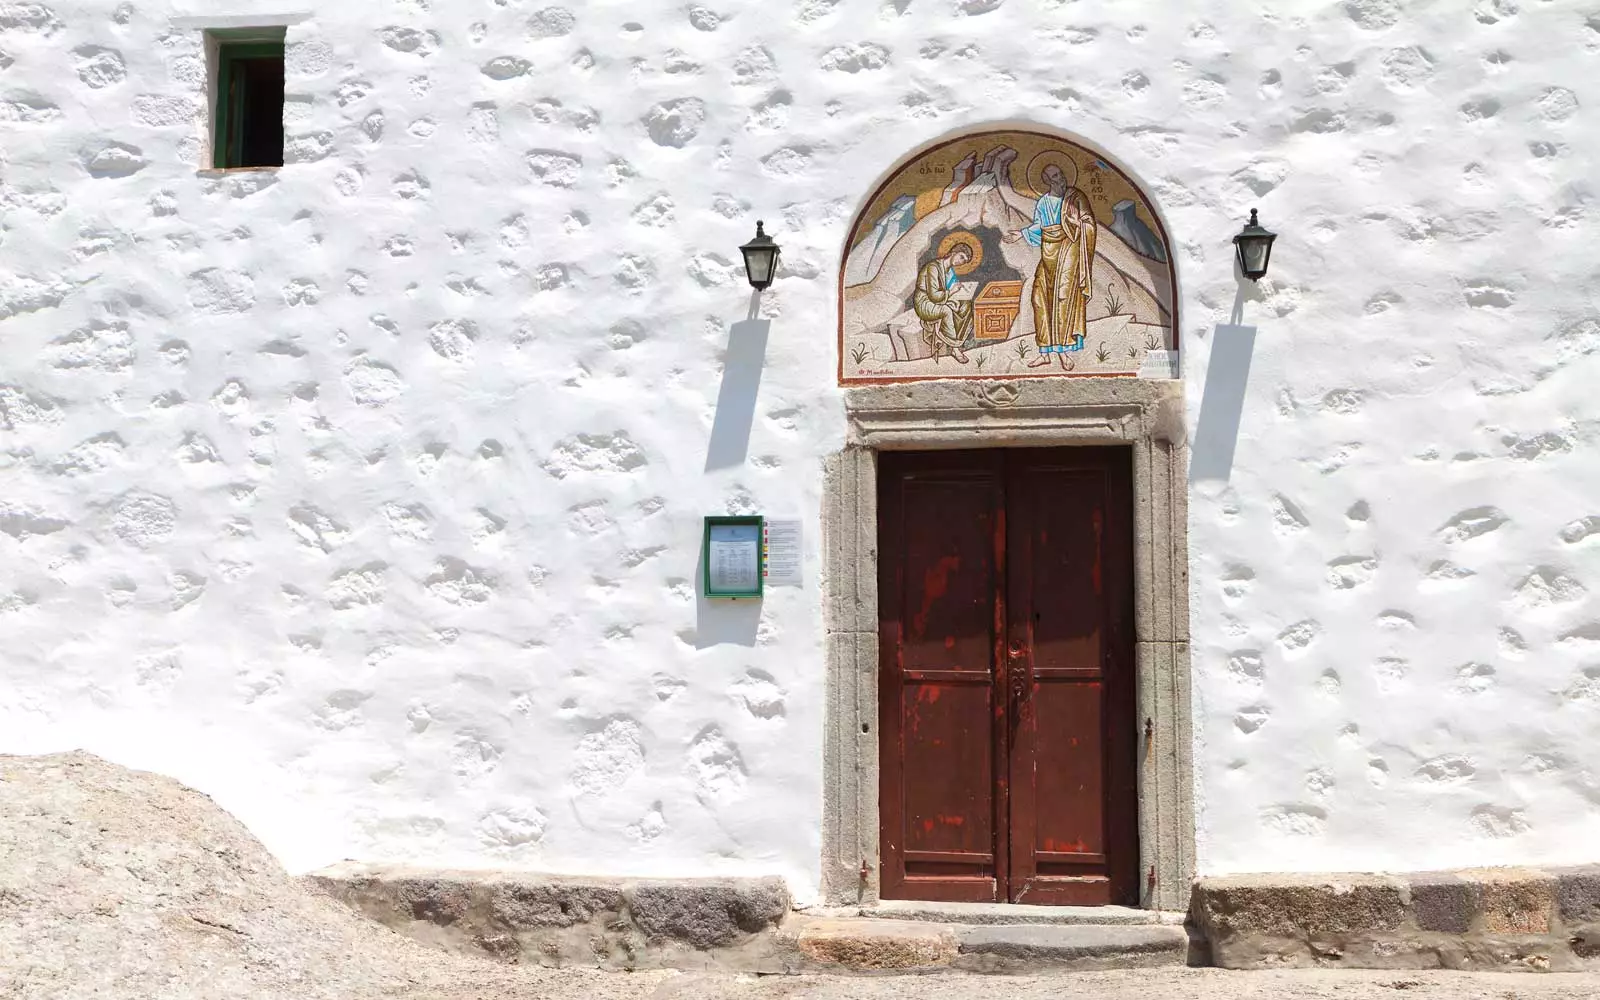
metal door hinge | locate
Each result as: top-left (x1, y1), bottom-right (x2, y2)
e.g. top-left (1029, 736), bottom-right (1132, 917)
top-left (859, 858), bottom-right (873, 882)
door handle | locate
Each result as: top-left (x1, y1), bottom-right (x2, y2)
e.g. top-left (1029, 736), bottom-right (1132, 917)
top-left (1008, 656), bottom-right (1031, 738)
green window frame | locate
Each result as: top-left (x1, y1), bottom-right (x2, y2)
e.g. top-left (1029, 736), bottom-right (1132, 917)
top-left (214, 41), bottom-right (284, 169)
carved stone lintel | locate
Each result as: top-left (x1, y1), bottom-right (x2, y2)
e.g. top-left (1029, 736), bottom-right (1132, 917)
top-left (844, 377), bottom-right (1182, 450)
top-left (974, 381), bottom-right (1020, 409)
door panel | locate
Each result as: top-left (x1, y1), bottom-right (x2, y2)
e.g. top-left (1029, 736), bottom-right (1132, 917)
top-left (898, 475), bottom-right (998, 675)
top-left (878, 447), bottom-right (1137, 907)
top-left (878, 451), bottom-right (1005, 902)
top-left (898, 680), bottom-right (993, 860)
top-left (1005, 452), bottom-right (1137, 905)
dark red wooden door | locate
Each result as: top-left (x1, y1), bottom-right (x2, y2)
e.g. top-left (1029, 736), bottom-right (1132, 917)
top-left (877, 447), bottom-right (1136, 906)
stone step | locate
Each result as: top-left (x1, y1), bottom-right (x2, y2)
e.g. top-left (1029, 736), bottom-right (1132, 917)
top-left (790, 917), bottom-right (959, 971)
top-left (952, 923), bottom-right (1192, 972)
top-left (852, 898), bottom-right (1186, 926)
top-left (786, 916), bottom-right (1192, 973)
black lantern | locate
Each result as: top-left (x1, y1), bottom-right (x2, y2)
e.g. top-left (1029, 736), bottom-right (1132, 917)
top-left (1232, 208), bottom-right (1277, 282)
top-left (740, 220), bottom-right (781, 290)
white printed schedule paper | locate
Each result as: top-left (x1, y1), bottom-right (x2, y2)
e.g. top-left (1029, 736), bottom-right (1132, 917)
top-left (707, 523), bottom-right (761, 593)
top-left (763, 519), bottom-right (803, 587)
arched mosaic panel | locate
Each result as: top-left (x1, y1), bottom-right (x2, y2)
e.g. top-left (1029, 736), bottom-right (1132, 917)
top-left (839, 129), bottom-right (1177, 383)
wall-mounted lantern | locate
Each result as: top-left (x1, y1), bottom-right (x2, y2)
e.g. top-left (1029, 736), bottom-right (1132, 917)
top-left (1232, 208), bottom-right (1277, 282)
top-left (740, 220), bottom-right (781, 290)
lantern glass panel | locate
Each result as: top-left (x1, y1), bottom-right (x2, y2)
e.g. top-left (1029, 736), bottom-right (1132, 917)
top-left (744, 247), bottom-right (777, 286)
top-left (1240, 239), bottom-right (1270, 275)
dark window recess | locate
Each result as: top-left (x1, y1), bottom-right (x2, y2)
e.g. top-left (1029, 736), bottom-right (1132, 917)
top-left (214, 42), bottom-right (284, 168)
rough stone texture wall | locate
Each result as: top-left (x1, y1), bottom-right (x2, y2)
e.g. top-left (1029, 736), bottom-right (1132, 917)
top-left (1192, 867), bottom-right (1600, 971)
top-left (308, 862), bottom-right (792, 970)
top-left (2, 0), bottom-right (1599, 897)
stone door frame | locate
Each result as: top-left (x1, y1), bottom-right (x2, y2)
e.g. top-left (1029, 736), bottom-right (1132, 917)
top-left (820, 377), bottom-right (1195, 911)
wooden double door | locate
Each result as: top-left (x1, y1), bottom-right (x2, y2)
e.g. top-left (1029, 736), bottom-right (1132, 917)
top-left (877, 447), bottom-right (1138, 906)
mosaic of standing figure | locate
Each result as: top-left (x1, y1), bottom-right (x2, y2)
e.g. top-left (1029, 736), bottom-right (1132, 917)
top-left (839, 130), bottom-right (1177, 382)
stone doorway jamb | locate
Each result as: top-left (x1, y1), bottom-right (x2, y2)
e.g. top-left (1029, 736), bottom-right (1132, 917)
top-left (820, 377), bottom-right (1194, 912)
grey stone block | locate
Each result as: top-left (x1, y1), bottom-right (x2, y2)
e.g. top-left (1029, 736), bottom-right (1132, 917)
top-left (1409, 872), bottom-right (1479, 933)
top-left (488, 879), bottom-right (624, 929)
top-left (1190, 874), bottom-right (1417, 969)
top-left (955, 923), bottom-right (1187, 964)
top-left (1193, 873), bottom-right (1408, 939)
top-left (1555, 865), bottom-right (1600, 924)
top-left (627, 876), bottom-right (789, 949)
top-left (1465, 868), bottom-right (1557, 934)
top-left (387, 876), bottom-right (476, 927)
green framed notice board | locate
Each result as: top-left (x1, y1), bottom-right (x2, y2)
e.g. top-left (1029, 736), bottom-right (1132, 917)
top-left (703, 516), bottom-right (764, 599)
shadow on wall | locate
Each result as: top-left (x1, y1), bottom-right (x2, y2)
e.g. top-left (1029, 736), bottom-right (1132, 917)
top-left (1189, 284), bottom-right (1259, 483)
top-left (705, 291), bottom-right (771, 472)
top-left (692, 542), bottom-right (761, 648)
top-left (1189, 324), bottom-right (1255, 483)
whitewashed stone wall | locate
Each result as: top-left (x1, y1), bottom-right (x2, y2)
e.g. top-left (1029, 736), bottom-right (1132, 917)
top-left (2, 0), bottom-right (1597, 898)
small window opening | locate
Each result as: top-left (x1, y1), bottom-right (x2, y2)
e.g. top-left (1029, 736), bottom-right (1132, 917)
top-left (213, 40), bottom-right (284, 168)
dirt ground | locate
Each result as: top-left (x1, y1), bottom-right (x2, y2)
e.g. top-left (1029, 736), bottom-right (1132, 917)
top-left (654, 968), bottom-right (1600, 1000)
top-left (3, 752), bottom-right (1598, 1000)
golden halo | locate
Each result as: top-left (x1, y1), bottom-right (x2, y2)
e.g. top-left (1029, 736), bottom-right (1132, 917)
top-left (936, 231), bottom-right (983, 275)
top-left (1023, 149), bottom-right (1080, 198)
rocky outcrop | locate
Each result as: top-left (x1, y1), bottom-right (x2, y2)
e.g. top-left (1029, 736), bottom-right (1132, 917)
top-left (0, 752), bottom-right (650, 999)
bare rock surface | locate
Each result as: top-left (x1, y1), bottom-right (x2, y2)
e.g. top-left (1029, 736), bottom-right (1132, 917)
top-left (0, 752), bottom-right (665, 999)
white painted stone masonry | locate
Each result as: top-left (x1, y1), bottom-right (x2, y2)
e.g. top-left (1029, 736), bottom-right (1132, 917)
top-left (2, 0), bottom-right (1599, 901)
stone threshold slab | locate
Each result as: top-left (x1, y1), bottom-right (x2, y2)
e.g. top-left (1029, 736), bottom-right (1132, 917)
top-left (788, 916), bottom-right (1191, 973)
top-left (952, 923), bottom-right (1191, 972)
top-left (838, 899), bottom-right (1187, 926)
